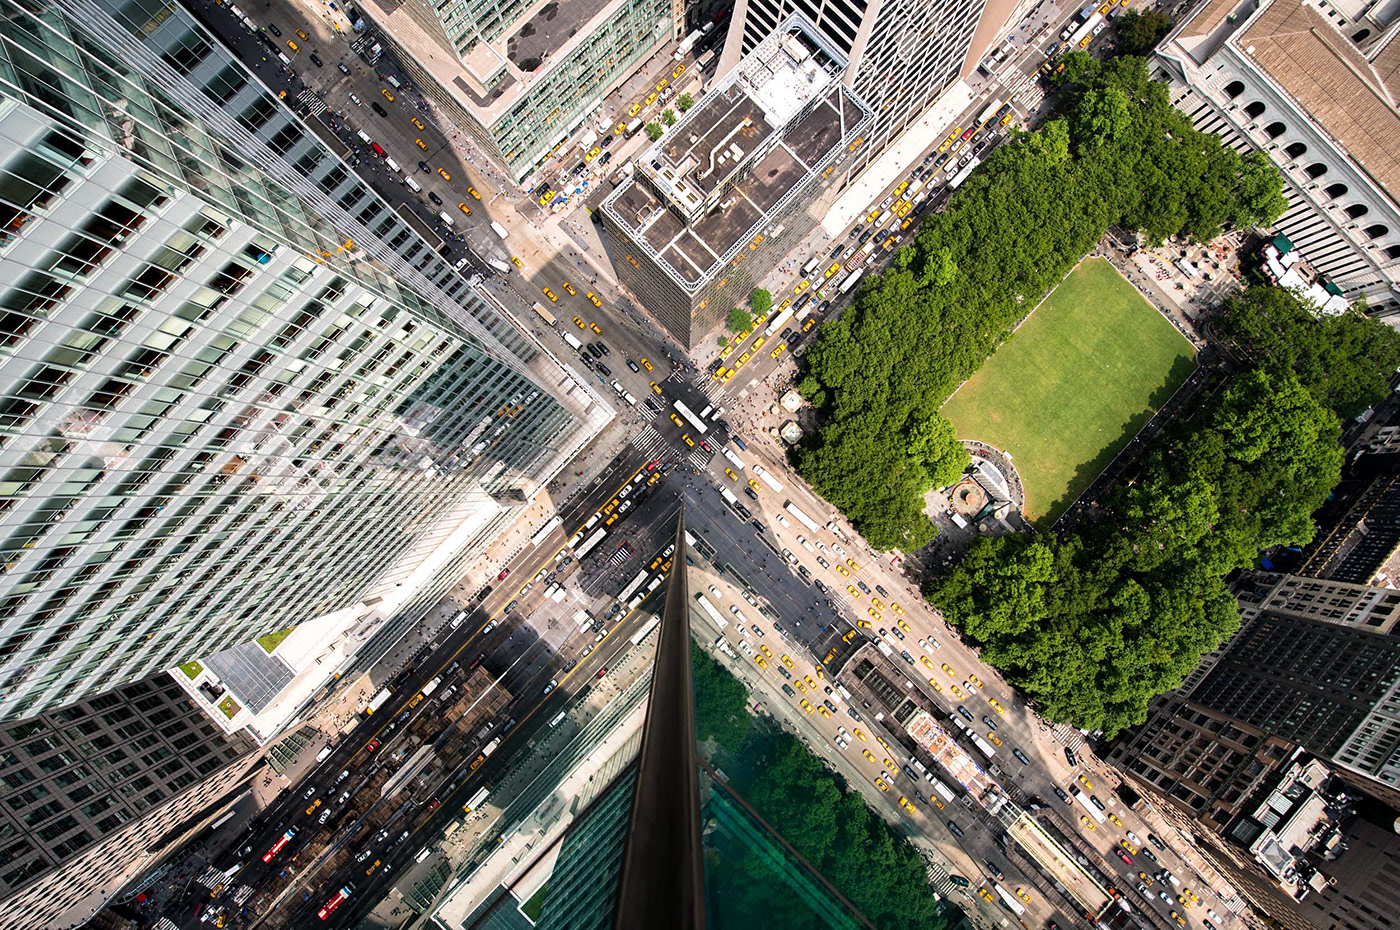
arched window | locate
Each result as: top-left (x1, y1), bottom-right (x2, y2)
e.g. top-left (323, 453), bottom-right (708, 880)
top-left (1353, 28), bottom-right (1372, 43)
top-left (1346, 203), bottom-right (1371, 219)
top-left (1325, 182), bottom-right (1349, 198)
top-left (1224, 80), bottom-right (1246, 99)
top-left (1305, 163), bottom-right (1328, 179)
top-left (1385, 245), bottom-right (1400, 260)
top-left (1283, 141), bottom-right (1307, 158)
top-left (1365, 223), bottom-right (1390, 239)
top-left (1265, 121), bottom-right (1287, 139)
top-left (1244, 101), bottom-right (1267, 118)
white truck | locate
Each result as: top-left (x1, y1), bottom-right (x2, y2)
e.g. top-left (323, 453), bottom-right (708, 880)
top-left (1068, 11), bottom-right (1104, 48)
top-left (489, 221), bottom-right (509, 239)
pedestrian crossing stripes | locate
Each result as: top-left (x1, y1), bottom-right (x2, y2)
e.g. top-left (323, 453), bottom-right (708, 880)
top-left (196, 866), bottom-right (224, 889)
top-left (1050, 721), bottom-right (1086, 751)
top-left (630, 424), bottom-right (667, 460)
top-left (687, 449), bottom-right (711, 470)
top-left (297, 89), bottom-right (327, 117)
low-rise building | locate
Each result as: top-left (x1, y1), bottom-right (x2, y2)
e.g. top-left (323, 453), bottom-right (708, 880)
top-left (602, 15), bottom-right (873, 345)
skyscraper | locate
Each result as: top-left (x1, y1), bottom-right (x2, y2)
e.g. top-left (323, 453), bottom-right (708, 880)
top-left (0, 0), bottom-right (598, 722)
top-left (0, 673), bottom-right (261, 930)
top-left (348, 0), bottom-right (676, 180)
top-left (718, 0), bottom-right (1006, 186)
top-left (1108, 572), bottom-right (1400, 815)
top-left (602, 15), bottom-right (873, 345)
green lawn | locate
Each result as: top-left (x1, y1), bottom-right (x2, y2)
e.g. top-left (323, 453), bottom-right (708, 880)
top-left (217, 695), bottom-right (241, 719)
top-left (520, 883), bottom-right (549, 922)
top-left (256, 626), bottom-right (295, 654)
top-left (942, 257), bottom-right (1195, 523)
top-left (178, 660), bottom-right (203, 680)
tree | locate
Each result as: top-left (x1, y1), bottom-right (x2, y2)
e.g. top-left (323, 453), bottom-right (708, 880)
top-left (728, 306), bottom-right (753, 333)
top-left (1232, 151), bottom-right (1289, 229)
top-left (1115, 9), bottom-right (1173, 56)
top-left (677, 92), bottom-right (694, 111)
top-left (662, 108), bottom-right (678, 126)
top-left (906, 413), bottom-right (969, 490)
top-left (750, 288), bottom-right (773, 317)
top-left (1218, 285), bottom-right (1400, 419)
top-left (645, 121), bottom-right (664, 140)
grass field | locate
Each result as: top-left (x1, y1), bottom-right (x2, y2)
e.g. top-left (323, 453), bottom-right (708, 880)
top-left (942, 257), bottom-right (1195, 524)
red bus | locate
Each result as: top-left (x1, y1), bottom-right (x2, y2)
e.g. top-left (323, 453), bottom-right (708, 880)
top-left (369, 142), bottom-right (386, 158)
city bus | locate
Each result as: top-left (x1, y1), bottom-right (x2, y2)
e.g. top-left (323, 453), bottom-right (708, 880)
top-left (532, 301), bottom-right (556, 326)
top-left (784, 502), bottom-right (821, 532)
top-left (629, 614), bottom-right (662, 645)
top-left (530, 516), bottom-right (563, 547)
top-left (574, 528), bottom-right (608, 558)
top-left (673, 399), bottom-right (709, 434)
top-left (365, 687), bottom-right (393, 715)
top-left (1070, 785), bottom-right (1105, 824)
top-left (694, 594), bottom-right (728, 630)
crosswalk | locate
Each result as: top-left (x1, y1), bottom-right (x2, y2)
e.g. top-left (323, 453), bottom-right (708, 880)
top-left (686, 448), bottom-right (711, 470)
top-left (631, 424), bottom-right (667, 460)
top-left (297, 89), bottom-right (327, 117)
top-left (920, 852), bottom-right (960, 897)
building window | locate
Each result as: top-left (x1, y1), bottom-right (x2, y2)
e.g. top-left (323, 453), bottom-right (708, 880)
top-left (1244, 101), bottom-right (1267, 119)
top-left (1283, 141), bottom-right (1307, 159)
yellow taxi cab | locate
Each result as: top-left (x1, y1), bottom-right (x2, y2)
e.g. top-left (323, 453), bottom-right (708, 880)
top-left (737, 352), bottom-right (750, 366)
top-left (882, 758), bottom-right (898, 775)
top-left (467, 187), bottom-right (481, 200)
top-left (586, 291), bottom-right (602, 307)
top-left (804, 675), bottom-right (817, 689)
top-left (901, 216), bottom-right (914, 230)
top-left (540, 189), bottom-right (556, 206)
top-left (800, 699), bottom-right (815, 714)
top-left (656, 78), bottom-right (668, 92)
top-left (572, 316), bottom-right (585, 328)
top-left (874, 777), bottom-right (890, 793)
top-left (896, 618), bottom-right (911, 633)
top-left (512, 256), bottom-right (525, 269)
top-left (415, 138), bottom-right (428, 150)
top-left (846, 558), bottom-right (859, 570)
top-left (585, 146), bottom-right (601, 162)
top-left (673, 63), bottom-right (686, 77)
top-left (794, 279), bottom-right (809, 294)
top-left (589, 322), bottom-right (602, 334)
top-left (825, 262), bottom-right (841, 278)
top-left (437, 167), bottom-right (451, 180)
top-left (1139, 872), bottom-right (1155, 886)
top-left (411, 116), bottom-right (426, 130)
top-left (928, 678), bottom-right (943, 693)
top-left (852, 727), bottom-right (867, 742)
top-left (756, 657), bottom-right (769, 670)
top-left (1170, 913), bottom-right (1186, 927)
top-left (894, 180), bottom-right (909, 196)
top-left (1079, 774), bottom-right (1093, 789)
top-left (562, 282), bottom-right (576, 296)
top-left (989, 697), bottom-right (1005, 714)
top-left (868, 608), bottom-right (881, 621)
top-left (987, 732), bottom-right (1002, 746)
top-left (836, 564), bottom-right (850, 576)
top-left (681, 434), bottom-right (694, 447)
top-left (1108, 813), bottom-right (1124, 827)
top-left (941, 663), bottom-right (956, 676)
top-left (287, 39), bottom-right (300, 52)
top-left (628, 102), bottom-right (642, 116)
top-left (670, 413), bottom-right (684, 428)
top-left (817, 705), bottom-right (832, 718)
top-left (778, 297), bottom-right (792, 312)
top-left (862, 748), bottom-right (877, 763)
top-left (1015, 888), bottom-right (1032, 904)
top-left (846, 585), bottom-right (860, 598)
top-left (458, 202), bottom-right (472, 216)
top-left (968, 674), bottom-right (983, 689)
top-left (748, 479), bottom-right (761, 492)
top-left (650, 381), bottom-right (663, 394)
top-left (978, 887), bottom-right (995, 903)
top-left (721, 369), bottom-right (735, 383)
top-left (724, 468), bottom-right (738, 482)
top-left (760, 644), bottom-right (772, 658)
top-left (856, 619), bottom-right (871, 629)
top-left (641, 358), bottom-right (654, 371)
top-left (542, 287), bottom-right (557, 302)
top-left (892, 603), bottom-right (905, 616)
top-left (645, 90), bottom-right (658, 105)
top-left (950, 684), bottom-right (966, 699)
top-left (366, 859), bottom-right (382, 875)
top-left (781, 654), bottom-right (795, 669)
top-left (306, 798), bottom-right (321, 815)
top-left (296, 28), bottom-right (310, 40)
top-left (1081, 816), bottom-right (1097, 831)
top-left (381, 88), bottom-right (394, 101)
top-left (872, 597), bottom-right (885, 610)
top-left (771, 344), bottom-right (786, 359)
top-left (794, 679), bottom-right (807, 694)
top-left (921, 656), bottom-right (936, 670)
top-left (899, 795), bottom-right (917, 813)
top-left (802, 318), bottom-right (816, 332)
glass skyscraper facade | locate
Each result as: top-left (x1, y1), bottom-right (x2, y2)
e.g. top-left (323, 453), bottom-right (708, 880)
top-left (0, 0), bottom-right (592, 722)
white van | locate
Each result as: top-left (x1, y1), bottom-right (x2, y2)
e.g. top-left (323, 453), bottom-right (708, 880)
top-left (438, 211), bottom-right (455, 227)
top-left (404, 177), bottom-right (421, 192)
top-left (385, 74), bottom-right (402, 89)
top-left (384, 157), bottom-right (401, 174)
top-left (356, 130), bottom-right (372, 145)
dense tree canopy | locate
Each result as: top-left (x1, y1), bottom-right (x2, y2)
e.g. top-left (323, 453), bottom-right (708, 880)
top-left (797, 54), bottom-right (1287, 550)
top-left (931, 367), bottom-right (1343, 735)
top-left (1217, 285), bottom-right (1400, 420)
top-left (1114, 9), bottom-right (1174, 56)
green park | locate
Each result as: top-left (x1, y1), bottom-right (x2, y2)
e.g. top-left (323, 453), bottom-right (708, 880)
top-left (941, 257), bottom-right (1195, 523)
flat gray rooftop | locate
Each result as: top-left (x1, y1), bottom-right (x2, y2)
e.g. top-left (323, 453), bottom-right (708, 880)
top-left (658, 85), bottom-right (775, 197)
top-left (508, 0), bottom-right (613, 72)
top-left (205, 641), bottom-right (294, 714)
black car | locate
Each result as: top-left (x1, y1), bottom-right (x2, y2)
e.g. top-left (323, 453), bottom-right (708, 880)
top-left (875, 584), bottom-right (889, 598)
top-left (601, 134), bottom-right (615, 147)
top-left (781, 328), bottom-right (795, 341)
top-left (1141, 847), bottom-right (1158, 862)
top-left (427, 191), bottom-right (443, 205)
top-left (372, 102), bottom-right (388, 117)
top-left (338, 62), bottom-right (350, 74)
top-left (734, 503), bottom-right (752, 520)
top-left (813, 578), bottom-right (827, 593)
top-left (1090, 794), bottom-right (1106, 811)
top-left (580, 354), bottom-right (595, 370)
top-left (1064, 746), bottom-right (1078, 766)
top-left (597, 363), bottom-right (611, 376)
top-left (957, 706), bottom-right (975, 722)
top-left (1148, 833), bottom-right (1167, 851)
top-left (947, 820), bottom-right (964, 838)
top-left (309, 53), bottom-right (323, 67)
top-left (597, 342), bottom-right (610, 355)
top-left (1054, 786), bottom-right (1071, 803)
top-left (588, 343), bottom-right (603, 358)
top-left (858, 230), bottom-right (872, 245)
top-left (744, 487), bottom-right (759, 501)
top-left (856, 580), bottom-right (871, 594)
top-left (626, 359), bottom-right (640, 373)
top-left (1012, 748), bottom-right (1031, 765)
top-left (599, 152), bottom-right (613, 166)
top-left (571, 162), bottom-right (587, 176)
top-left (418, 160), bottom-right (431, 172)
top-left (848, 226), bottom-right (863, 240)
top-left (983, 715), bottom-right (998, 730)
top-left (267, 22), bottom-right (282, 36)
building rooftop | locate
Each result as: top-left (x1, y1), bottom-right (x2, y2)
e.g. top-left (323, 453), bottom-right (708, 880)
top-left (353, 0), bottom-right (630, 125)
top-left (1171, 0), bottom-right (1400, 197)
top-left (603, 18), bottom-right (872, 293)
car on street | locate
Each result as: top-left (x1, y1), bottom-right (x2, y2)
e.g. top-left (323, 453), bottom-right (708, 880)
top-left (338, 62), bottom-right (350, 74)
top-left (427, 191), bottom-right (443, 205)
top-left (371, 102), bottom-right (387, 117)
top-left (309, 53), bottom-right (323, 67)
